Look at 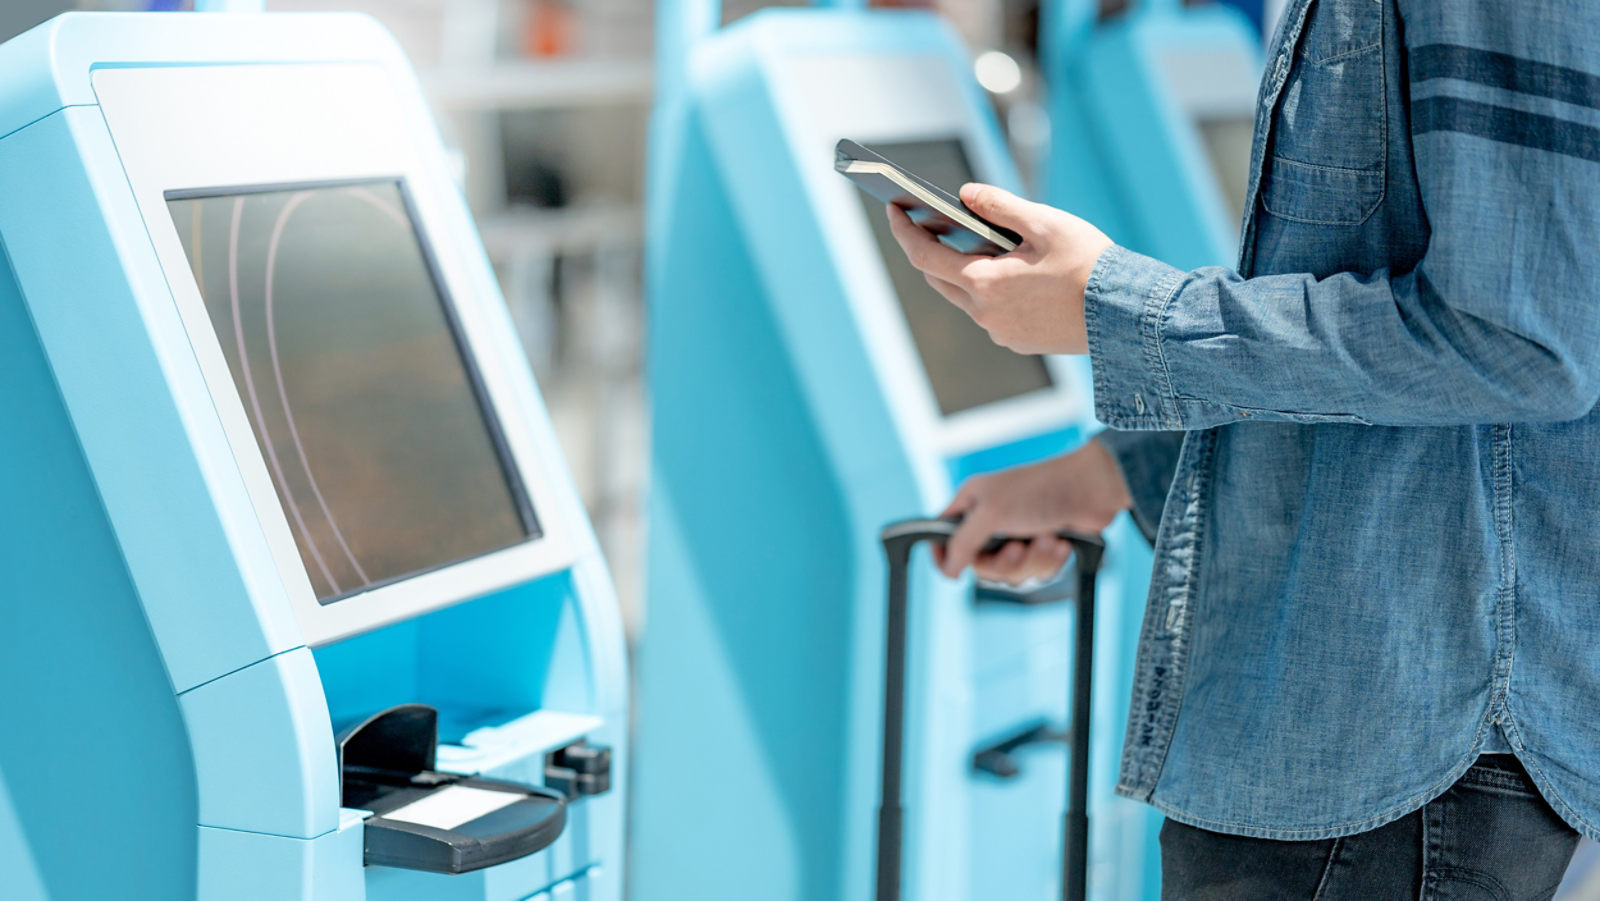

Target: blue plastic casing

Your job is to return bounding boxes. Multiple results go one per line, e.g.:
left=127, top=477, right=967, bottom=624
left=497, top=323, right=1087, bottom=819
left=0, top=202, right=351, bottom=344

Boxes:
left=0, top=13, right=626, bottom=901
left=633, top=4, right=1158, bottom=899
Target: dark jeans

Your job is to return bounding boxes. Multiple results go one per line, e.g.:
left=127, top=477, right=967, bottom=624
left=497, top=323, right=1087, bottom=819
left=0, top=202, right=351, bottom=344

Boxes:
left=1161, top=755, right=1581, bottom=900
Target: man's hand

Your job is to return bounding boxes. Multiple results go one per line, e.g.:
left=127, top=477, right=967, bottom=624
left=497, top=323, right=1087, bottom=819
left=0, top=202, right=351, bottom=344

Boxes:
left=935, top=440, right=1132, bottom=583
left=886, top=183, right=1113, bottom=355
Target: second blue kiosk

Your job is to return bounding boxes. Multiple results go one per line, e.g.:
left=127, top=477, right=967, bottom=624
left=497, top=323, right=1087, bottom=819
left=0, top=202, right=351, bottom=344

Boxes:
left=633, top=2, right=1160, bottom=899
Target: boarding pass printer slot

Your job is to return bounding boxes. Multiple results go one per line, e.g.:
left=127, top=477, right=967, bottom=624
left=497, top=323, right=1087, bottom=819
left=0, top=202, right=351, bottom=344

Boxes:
left=339, top=704, right=568, bottom=874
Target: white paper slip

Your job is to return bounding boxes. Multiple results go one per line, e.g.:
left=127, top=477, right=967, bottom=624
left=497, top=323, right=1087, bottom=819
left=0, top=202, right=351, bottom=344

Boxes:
left=382, top=785, right=524, bottom=831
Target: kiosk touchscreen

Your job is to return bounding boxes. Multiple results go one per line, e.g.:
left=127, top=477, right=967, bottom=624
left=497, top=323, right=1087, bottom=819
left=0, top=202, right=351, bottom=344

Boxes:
left=168, top=180, right=537, bottom=605
left=634, top=3, right=1157, bottom=899
left=0, top=13, right=626, bottom=901
left=1044, top=0, right=1262, bottom=270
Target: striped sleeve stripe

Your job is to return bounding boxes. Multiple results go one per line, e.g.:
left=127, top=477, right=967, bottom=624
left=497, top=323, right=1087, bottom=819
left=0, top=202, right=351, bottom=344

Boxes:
left=1411, top=44, right=1600, bottom=110
left=1412, top=97, right=1600, bottom=164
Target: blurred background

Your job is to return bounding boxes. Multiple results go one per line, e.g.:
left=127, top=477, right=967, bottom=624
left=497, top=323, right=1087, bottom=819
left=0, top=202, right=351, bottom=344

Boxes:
left=2, top=1, right=1595, bottom=896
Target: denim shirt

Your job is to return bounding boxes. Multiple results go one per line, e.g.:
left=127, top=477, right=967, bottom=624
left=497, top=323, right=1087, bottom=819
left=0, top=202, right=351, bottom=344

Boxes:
left=1086, top=0, right=1600, bottom=840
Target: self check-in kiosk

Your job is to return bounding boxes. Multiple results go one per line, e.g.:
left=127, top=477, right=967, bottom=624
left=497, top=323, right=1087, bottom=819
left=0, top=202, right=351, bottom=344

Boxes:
left=633, top=3, right=1157, bottom=899
left=1044, top=0, right=1262, bottom=269
left=0, top=12, right=625, bottom=901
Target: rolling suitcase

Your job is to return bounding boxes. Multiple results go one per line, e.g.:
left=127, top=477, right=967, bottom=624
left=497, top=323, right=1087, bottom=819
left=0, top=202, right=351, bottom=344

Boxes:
left=875, top=518, right=1105, bottom=901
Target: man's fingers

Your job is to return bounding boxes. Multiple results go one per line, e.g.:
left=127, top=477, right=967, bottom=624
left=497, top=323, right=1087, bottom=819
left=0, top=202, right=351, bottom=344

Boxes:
left=939, top=481, right=979, bottom=576
left=973, top=536, right=1072, bottom=585
left=886, top=204, right=973, bottom=282
left=959, top=182, right=1043, bottom=236
left=942, top=509, right=995, bottom=578
left=974, top=540, right=1027, bottom=583
left=924, top=272, right=976, bottom=316
left=941, top=481, right=980, bottom=519
left=1021, top=535, right=1072, bottom=582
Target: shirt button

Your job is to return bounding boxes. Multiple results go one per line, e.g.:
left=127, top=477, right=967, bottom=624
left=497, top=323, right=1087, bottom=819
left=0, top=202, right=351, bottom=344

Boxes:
left=1134, top=393, right=1147, bottom=415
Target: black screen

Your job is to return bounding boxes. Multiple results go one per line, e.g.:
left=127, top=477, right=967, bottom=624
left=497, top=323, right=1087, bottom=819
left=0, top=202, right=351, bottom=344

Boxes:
left=169, top=180, right=536, bottom=603
left=854, top=139, right=1054, bottom=416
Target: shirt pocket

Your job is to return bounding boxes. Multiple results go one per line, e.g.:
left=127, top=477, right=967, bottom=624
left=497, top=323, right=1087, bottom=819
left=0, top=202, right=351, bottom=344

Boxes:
left=1261, top=0, right=1387, bottom=226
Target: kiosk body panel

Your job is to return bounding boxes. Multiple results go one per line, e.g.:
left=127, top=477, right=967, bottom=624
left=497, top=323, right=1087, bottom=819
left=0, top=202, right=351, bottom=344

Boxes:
left=0, top=101, right=299, bottom=696
left=196, top=810, right=366, bottom=901
left=0, top=173, right=202, bottom=899
left=0, top=13, right=627, bottom=900
left=641, top=95, right=870, bottom=897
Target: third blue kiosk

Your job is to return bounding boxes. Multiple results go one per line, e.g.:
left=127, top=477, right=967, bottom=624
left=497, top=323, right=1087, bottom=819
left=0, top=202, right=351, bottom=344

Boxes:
left=634, top=2, right=1158, bottom=899
left=1043, top=0, right=1262, bottom=270
left=0, top=10, right=627, bottom=900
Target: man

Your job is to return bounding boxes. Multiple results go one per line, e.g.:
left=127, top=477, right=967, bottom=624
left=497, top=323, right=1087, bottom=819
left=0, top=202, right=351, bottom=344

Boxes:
left=887, top=0, right=1599, bottom=895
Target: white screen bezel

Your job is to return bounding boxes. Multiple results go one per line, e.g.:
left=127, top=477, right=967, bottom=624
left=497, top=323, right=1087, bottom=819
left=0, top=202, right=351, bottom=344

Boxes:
left=772, top=52, right=1088, bottom=458
left=93, top=63, right=574, bottom=647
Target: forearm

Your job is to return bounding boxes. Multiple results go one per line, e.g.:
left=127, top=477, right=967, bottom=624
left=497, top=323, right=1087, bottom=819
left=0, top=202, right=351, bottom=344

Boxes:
left=1085, top=247, right=1600, bottom=430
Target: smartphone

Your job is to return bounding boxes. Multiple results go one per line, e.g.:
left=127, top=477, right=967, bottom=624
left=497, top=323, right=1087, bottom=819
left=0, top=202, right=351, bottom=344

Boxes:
left=834, top=138, right=1021, bottom=256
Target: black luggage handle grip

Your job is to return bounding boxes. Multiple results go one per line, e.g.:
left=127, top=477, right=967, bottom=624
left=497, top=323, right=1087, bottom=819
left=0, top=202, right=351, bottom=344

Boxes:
left=875, top=516, right=1101, bottom=901
left=879, top=517, right=1104, bottom=567
left=882, top=517, right=1103, bottom=608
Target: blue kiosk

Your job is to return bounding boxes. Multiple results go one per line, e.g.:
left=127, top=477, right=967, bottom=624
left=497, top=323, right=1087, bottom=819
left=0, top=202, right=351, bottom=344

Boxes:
left=1043, top=0, right=1261, bottom=270
left=633, top=2, right=1158, bottom=899
left=0, top=9, right=627, bottom=901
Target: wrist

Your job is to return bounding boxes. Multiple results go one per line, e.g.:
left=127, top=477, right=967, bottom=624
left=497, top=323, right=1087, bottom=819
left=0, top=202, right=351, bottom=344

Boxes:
left=1083, top=436, right=1134, bottom=513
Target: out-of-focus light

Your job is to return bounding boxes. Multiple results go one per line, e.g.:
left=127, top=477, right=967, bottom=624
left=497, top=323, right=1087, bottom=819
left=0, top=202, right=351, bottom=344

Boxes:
left=974, top=50, right=1023, bottom=95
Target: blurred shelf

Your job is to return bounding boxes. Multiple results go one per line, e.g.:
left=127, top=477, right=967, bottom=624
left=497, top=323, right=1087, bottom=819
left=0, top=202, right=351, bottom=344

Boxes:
left=424, top=58, right=653, bottom=110
left=478, top=202, right=643, bottom=258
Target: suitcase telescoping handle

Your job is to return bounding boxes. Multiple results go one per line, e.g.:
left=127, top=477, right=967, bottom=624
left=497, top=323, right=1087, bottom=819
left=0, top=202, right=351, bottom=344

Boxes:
left=876, top=517, right=1105, bottom=901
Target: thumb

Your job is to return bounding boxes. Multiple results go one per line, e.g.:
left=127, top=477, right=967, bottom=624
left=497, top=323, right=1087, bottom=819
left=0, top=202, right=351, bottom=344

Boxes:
left=960, top=182, right=1039, bottom=234
left=942, top=508, right=994, bottom=579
